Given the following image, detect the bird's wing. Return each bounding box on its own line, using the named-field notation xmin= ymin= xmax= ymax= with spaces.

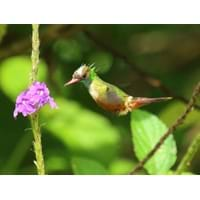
xmin=102 ymin=81 xmax=128 ymax=105
xmin=89 ymin=78 xmax=129 ymax=113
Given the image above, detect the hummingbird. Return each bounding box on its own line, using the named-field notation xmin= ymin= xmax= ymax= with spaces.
xmin=64 ymin=65 xmax=172 ymax=115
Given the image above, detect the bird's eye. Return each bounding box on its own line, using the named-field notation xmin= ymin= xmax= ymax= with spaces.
xmin=82 ymin=74 xmax=86 ymax=79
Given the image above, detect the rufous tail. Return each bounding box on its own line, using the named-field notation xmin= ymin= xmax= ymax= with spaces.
xmin=130 ymin=97 xmax=172 ymax=109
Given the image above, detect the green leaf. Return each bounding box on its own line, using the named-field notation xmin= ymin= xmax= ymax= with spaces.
xmin=72 ymin=157 xmax=108 ymax=175
xmin=0 ymin=56 xmax=47 ymax=100
xmin=45 ymin=153 xmax=70 ymax=173
xmin=40 ymin=98 xmax=120 ymax=164
xmin=2 ymin=134 xmax=32 ymax=173
xmin=131 ymin=109 xmax=177 ymax=174
xmin=167 ymin=171 xmax=194 ymax=175
xmin=109 ymin=158 xmax=136 ymax=175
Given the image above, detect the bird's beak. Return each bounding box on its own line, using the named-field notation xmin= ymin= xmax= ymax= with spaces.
xmin=64 ymin=78 xmax=80 ymax=86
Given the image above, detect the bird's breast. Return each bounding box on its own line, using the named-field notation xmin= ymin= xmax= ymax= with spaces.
xmin=89 ymin=81 xmax=126 ymax=114
xmin=89 ymin=83 xmax=99 ymax=100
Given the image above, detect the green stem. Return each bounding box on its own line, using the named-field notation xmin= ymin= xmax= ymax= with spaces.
xmin=30 ymin=24 xmax=45 ymax=175
xmin=30 ymin=113 xmax=45 ymax=175
xmin=175 ymin=132 xmax=200 ymax=174
xmin=31 ymin=24 xmax=40 ymax=83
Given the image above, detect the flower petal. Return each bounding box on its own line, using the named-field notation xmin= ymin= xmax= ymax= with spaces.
xmin=49 ymin=97 xmax=58 ymax=108
xmin=13 ymin=81 xmax=58 ymax=118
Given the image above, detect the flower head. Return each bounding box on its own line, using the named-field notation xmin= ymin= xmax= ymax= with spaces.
xmin=13 ymin=82 xmax=58 ymax=118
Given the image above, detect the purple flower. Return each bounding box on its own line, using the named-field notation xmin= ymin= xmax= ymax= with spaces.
xmin=13 ymin=82 xmax=58 ymax=118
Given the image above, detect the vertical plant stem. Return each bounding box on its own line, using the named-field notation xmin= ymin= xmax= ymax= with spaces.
xmin=30 ymin=24 xmax=45 ymax=175
xmin=175 ymin=132 xmax=200 ymax=174
xmin=31 ymin=24 xmax=40 ymax=83
xmin=30 ymin=113 xmax=45 ymax=174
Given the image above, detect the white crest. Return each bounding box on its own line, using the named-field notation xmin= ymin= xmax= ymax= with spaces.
xmin=76 ymin=65 xmax=86 ymax=76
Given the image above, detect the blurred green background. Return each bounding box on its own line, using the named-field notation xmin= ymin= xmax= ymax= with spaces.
xmin=0 ymin=24 xmax=199 ymax=174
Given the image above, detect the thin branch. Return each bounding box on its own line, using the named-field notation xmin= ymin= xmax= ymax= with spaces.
xmin=83 ymin=30 xmax=200 ymax=111
xmin=0 ymin=24 xmax=86 ymax=60
xmin=129 ymin=81 xmax=200 ymax=174
xmin=175 ymin=130 xmax=200 ymax=174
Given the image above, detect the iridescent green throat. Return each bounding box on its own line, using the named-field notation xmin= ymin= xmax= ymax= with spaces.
xmin=81 ymin=68 xmax=96 ymax=88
